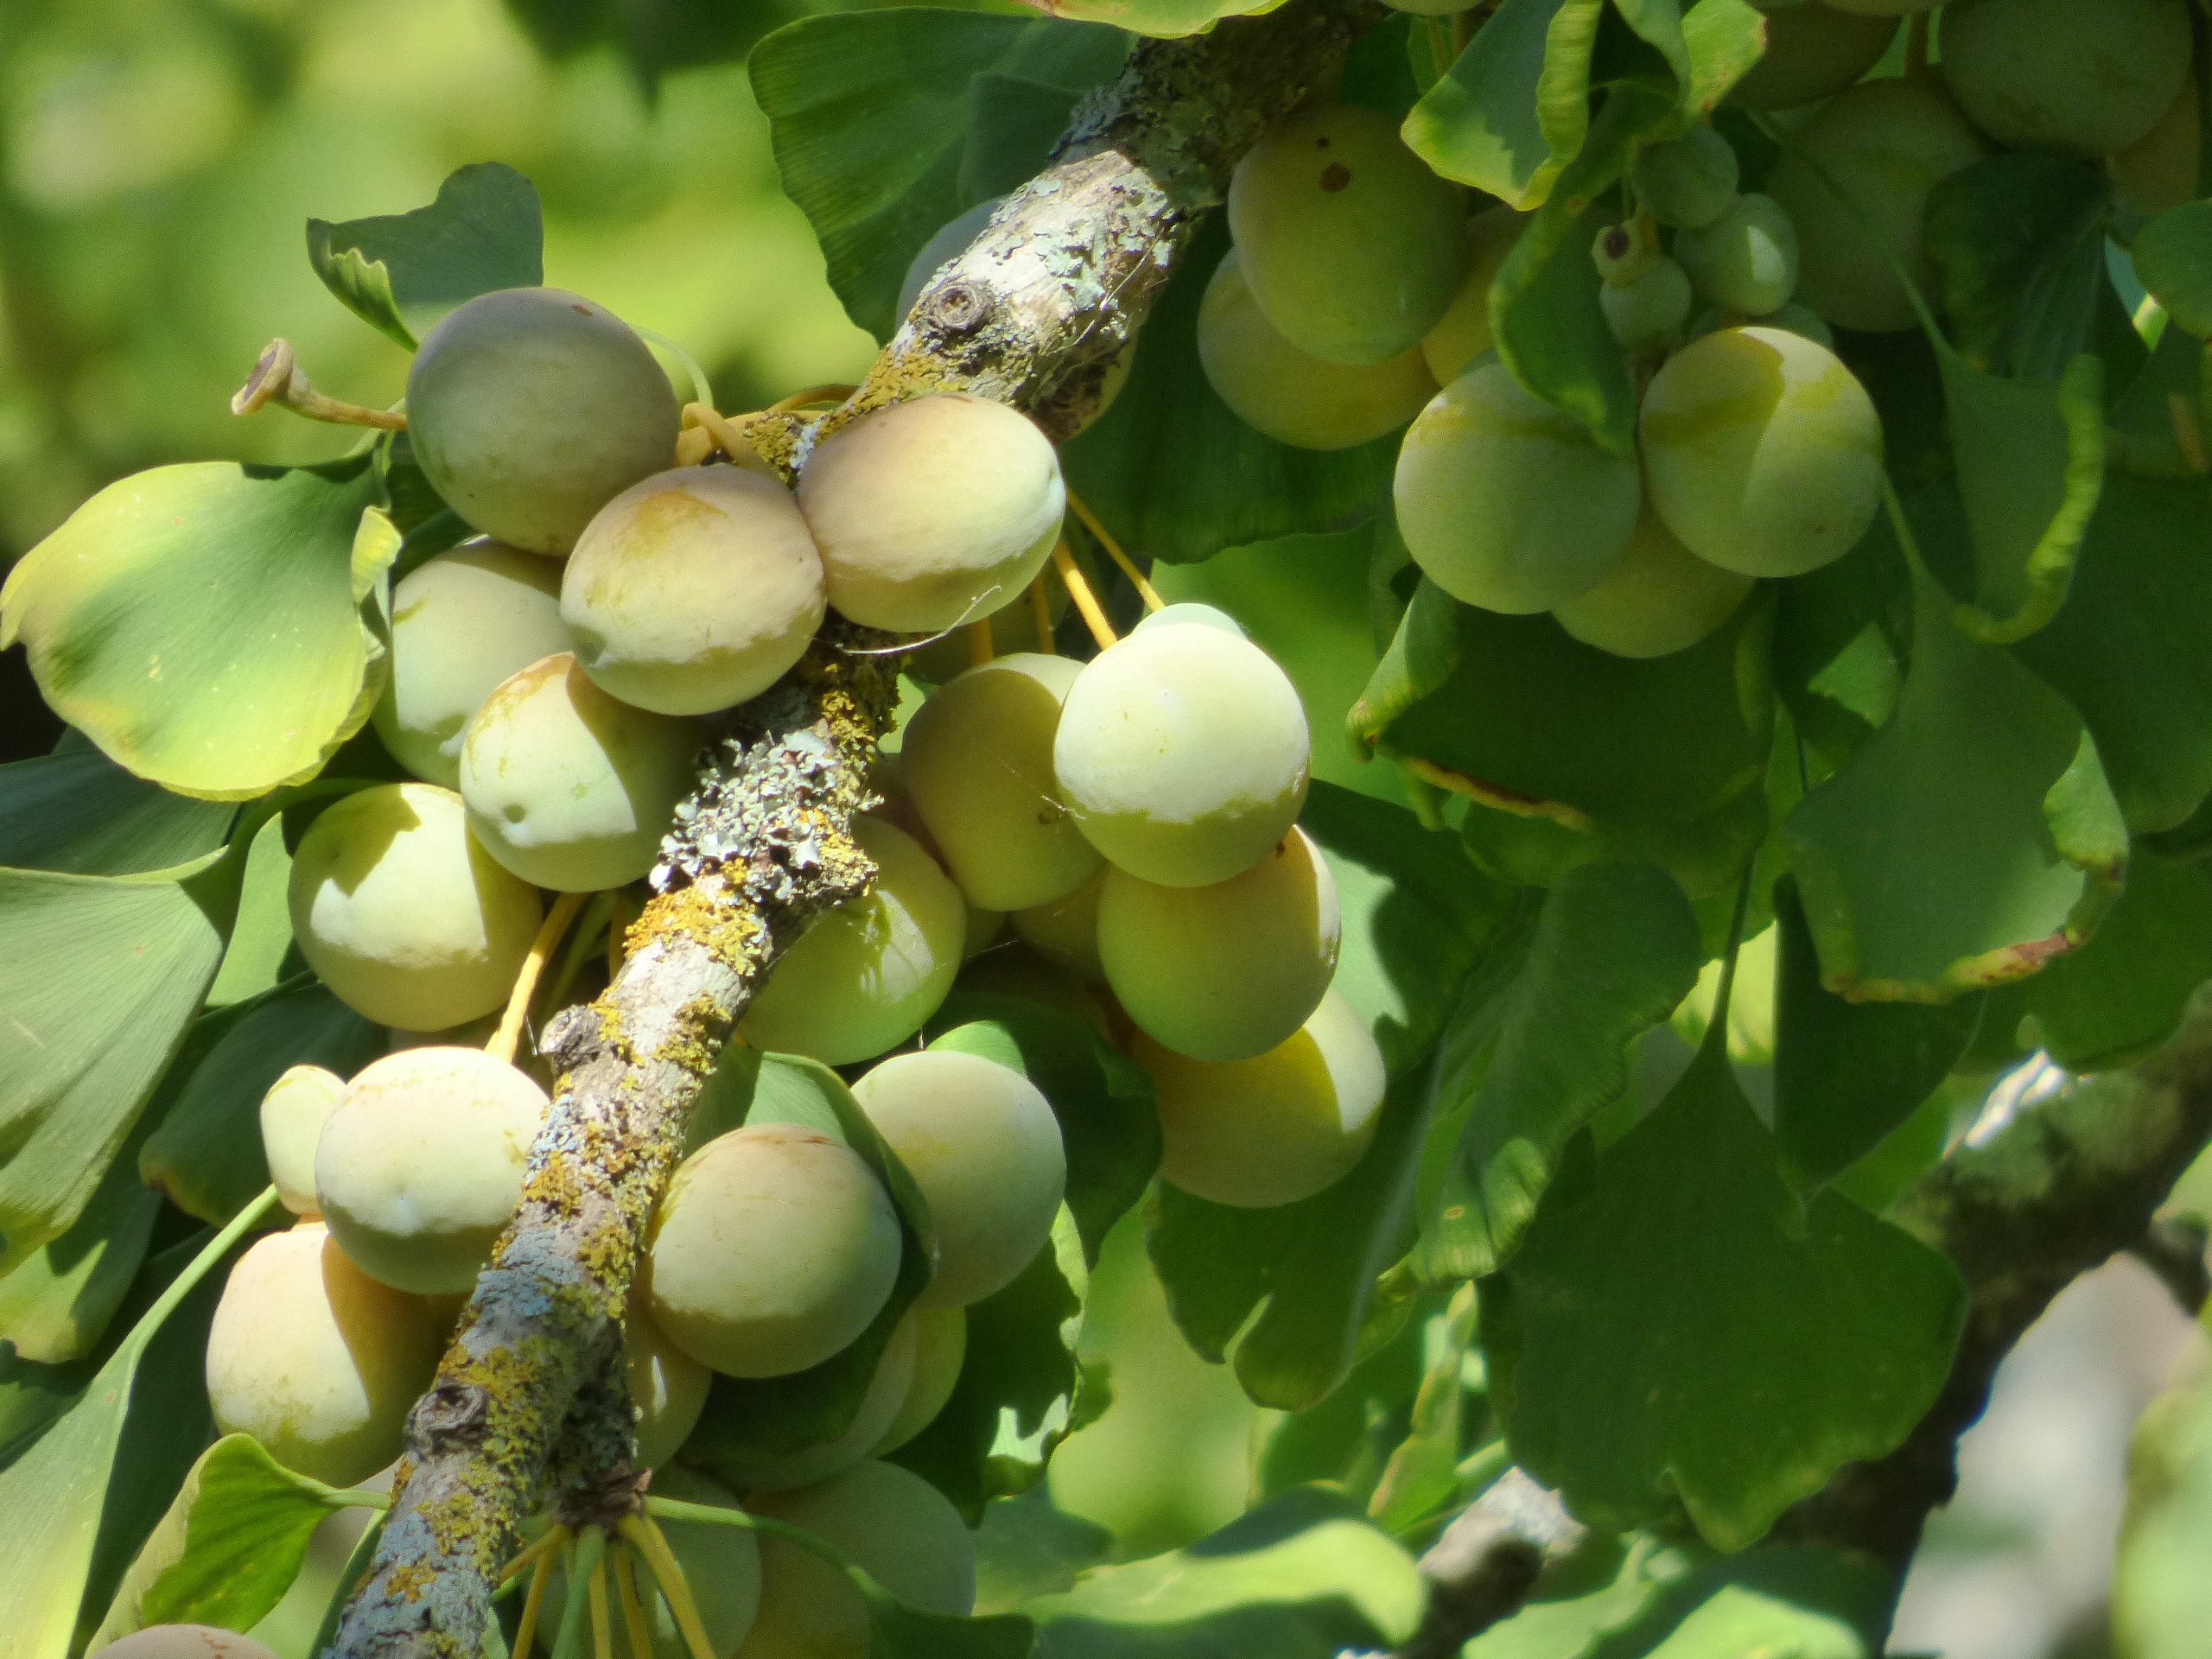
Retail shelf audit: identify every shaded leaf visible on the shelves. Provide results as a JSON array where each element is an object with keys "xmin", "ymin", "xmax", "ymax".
[
  {"xmin": 1490, "ymin": 1046, "xmax": 1966, "ymax": 1548},
  {"xmin": 1784, "ymin": 575, "xmax": 2126, "ymax": 1001},
  {"xmin": 975, "ymin": 1487, "xmax": 1115, "ymax": 1615},
  {"xmin": 1364, "ymin": 1284, "xmax": 1478, "ymax": 1534},
  {"xmin": 1010, "ymin": 0, "xmax": 1278, "ymax": 37},
  {"xmin": 204, "ymin": 810, "xmax": 301, "ymax": 1009},
  {"xmin": 307, "ymin": 163, "xmax": 543, "ymax": 350},
  {"xmin": 2136, "ymin": 200, "xmax": 2212, "ymax": 339},
  {"xmin": 504, "ymin": 0, "xmax": 808, "ymax": 85},
  {"xmin": 1583, "ymin": 1544, "xmax": 1891, "ymax": 1658},
  {"xmin": 0, "ymin": 460, "xmax": 395, "ymax": 800},
  {"xmin": 2021, "ymin": 849, "xmax": 2212, "ymax": 1071},
  {"xmin": 0, "ymin": 748, "xmax": 231, "ymax": 876},
  {"xmin": 0, "ymin": 1109, "xmax": 162, "ymax": 1364},
  {"xmin": 1924, "ymin": 153, "xmax": 2112, "ymax": 375}
]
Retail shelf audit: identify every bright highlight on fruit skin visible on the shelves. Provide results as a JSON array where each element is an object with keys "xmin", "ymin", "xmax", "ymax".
[
  {"xmin": 1052, "ymin": 620, "xmax": 1311, "ymax": 889},
  {"xmin": 315, "ymin": 1046, "xmax": 550, "ymax": 1295},
  {"xmin": 852, "ymin": 1049, "xmax": 1067, "ymax": 1308},
  {"xmin": 645, "ymin": 1122, "xmax": 903, "ymax": 1378},
  {"xmin": 287, "ymin": 781, "xmax": 543, "ymax": 1032},
  {"xmin": 1638, "ymin": 325, "xmax": 1885, "ymax": 581},
  {"xmin": 563, "ymin": 465, "xmax": 827, "ymax": 716},
  {"xmin": 1139, "ymin": 988, "xmax": 1387, "ymax": 1209},
  {"xmin": 372, "ymin": 540, "xmax": 570, "ymax": 790},
  {"xmin": 1394, "ymin": 356, "xmax": 1642, "ymax": 615},
  {"xmin": 405, "ymin": 286, "xmax": 680, "ymax": 555},
  {"xmin": 797, "ymin": 393, "xmax": 1065, "ymax": 633},
  {"xmin": 1099, "ymin": 827, "xmax": 1341, "ymax": 1063},
  {"xmin": 1228, "ymin": 103, "xmax": 1467, "ymax": 365}
]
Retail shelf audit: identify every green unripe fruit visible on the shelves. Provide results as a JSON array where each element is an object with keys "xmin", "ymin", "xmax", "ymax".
[
  {"xmin": 1197, "ymin": 251, "xmax": 1436, "ymax": 451},
  {"xmin": 1552, "ymin": 509, "xmax": 1755, "ymax": 658},
  {"xmin": 742, "ymin": 1462, "xmax": 975, "ymax": 1659},
  {"xmin": 1423, "ymin": 206, "xmax": 1525, "ymax": 384},
  {"xmin": 1639, "ymin": 325, "xmax": 1883, "ymax": 579},
  {"xmin": 1228, "ymin": 104, "xmax": 1466, "ymax": 365},
  {"xmin": 700, "ymin": 1315, "xmax": 918, "ymax": 1492},
  {"xmin": 1673, "ymin": 193, "xmax": 1799, "ymax": 316},
  {"xmin": 902, "ymin": 653, "xmax": 1102, "ymax": 912},
  {"xmin": 1098, "ymin": 828, "xmax": 1341, "ymax": 1062},
  {"xmin": 538, "ymin": 1467, "xmax": 760, "ymax": 1656},
  {"xmin": 1009, "ymin": 872, "xmax": 1106, "ymax": 983},
  {"xmin": 875, "ymin": 1306, "xmax": 966, "ymax": 1455},
  {"xmin": 372, "ymin": 541, "xmax": 569, "ymax": 789},
  {"xmin": 1632, "ymin": 126, "xmax": 1740, "ymax": 230},
  {"xmin": 458, "ymin": 652, "xmax": 703, "ymax": 893},
  {"xmin": 1136, "ymin": 989, "xmax": 1387, "ymax": 1209},
  {"xmin": 205, "ymin": 1222, "xmax": 441, "ymax": 1485},
  {"xmin": 1600, "ymin": 256, "xmax": 1694, "ymax": 353},
  {"xmin": 797, "ymin": 394, "xmax": 1065, "ymax": 633},
  {"xmin": 1730, "ymin": 3, "xmax": 1898, "ymax": 111},
  {"xmin": 261, "ymin": 1064, "xmax": 344, "ymax": 1217},
  {"xmin": 1592, "ymin": 221, "xmax": 1659, "ymax": 288},
  {"xmin": 2111, "ymin": 73, "xmax": 2202, "ymax": 218},
  {"xmin": 629, "ymin": 1295, "xmax": 712, "ymax": 1469},
  {"xmin": 90, "ymin": 1630, "xmax": 282, "ymax": 1659},
  {"xmin": 645, "ymin": 1123, "xmax": 903, "ymax": 1377},
  {"xmin": 851, "ymin": 1050, "xmax": 1066, "ymax": 1308},
  {"xmin": 315, "ymin": 1046, "xmax": 549, "ymax": 1294},
  {"xmin": 1052, "ymin": 622, "xmax": 1311, "ymax": 889},
  {"xmin": 563, "ymin": 467, "xmax": 827, "ymax": 716},
  {"xmin": 1942, "ymin": 0, "xmax": 2190, "ymax": 158},
  {"xmin": 1394, "ymin": 357, "xmax": 1642, "ymax": 613},
  {"xmin": 405, "ymin": 287, "xmax": 679, "ymax": 555},
  {"xmin": 1765, "ymin": 78, "xmax": 1991, "ymax": 334},
  {"xmin": 287, "ymin": 782, "xmax": 542, "ymax": 1031},
  {"xmin": 897, "ymin": 199, "xmax": 1001, "ymax": 321},
  {"xmin": 739, "ymin": 818, "xmax": 966, "ymax": 1065}
]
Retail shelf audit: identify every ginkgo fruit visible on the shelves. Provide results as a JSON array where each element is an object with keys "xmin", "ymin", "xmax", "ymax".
[
  {"xmin": 627, "ymin": 1294, "xmax": 713, "ymax": 1470},
  {"xmin": 1672, "ymin": 194, "xmax": 1799, "ymax": 317},
  {"xmin": 261, "ymin": 1064, "xmax": 345, "ymax": 1217},
  {"xmin": 1421, "ymin": 206, "xmax": 1525, "ymax": 384},
  {"xmin": 1552, "ymin": 509, "xmax": 1755, "ymax": 658},
  {"xmin": 696, "ymin": 1315, "xmax": 918, "ymax": 1492},
  {"xmin": 1942, "ymin": 0, "xmax": 2190, "ymax": 159},
  {"xmin": 89, "ymin": 1630, "xmax": 283, "ymax": 1659},
  {"xmin": 1630, "ymin": 126, "xmax": 1739, "ymax": 230},
  {"xmin": 874, "ymin": 1305, "xmax": 966, "ymax": 1455}
]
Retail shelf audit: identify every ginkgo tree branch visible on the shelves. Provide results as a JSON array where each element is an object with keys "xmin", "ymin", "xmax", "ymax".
[{"xmin": 328, "ymin": 6, "xmax": 1367, "ymax": 1655}]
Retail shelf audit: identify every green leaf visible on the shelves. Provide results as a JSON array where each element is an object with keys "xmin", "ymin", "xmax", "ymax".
[
  {"xmin": 204, "ymin": 810, "xmax": 301, "ymax": 1009},
  {"xmin": 1770, "ymin": 880, "xmax": 1980, "ymax": 1190},
  {"xmin": 141, "ymin": 982, "xmax": 381, "ymax": 1225},
  {"xmin": 0, "ymin": 1193, "xmax": 277, "ymax": 1659},
  {"xmin": 926, "ymin": 1001, "xmax": 1158, "ymax": 1262},
  {"xmin": 0, "ymin": 854, "xmax": 238, "ymax": 1271},
  {"xmin": 504, "ymin": 0, "xmax": 806, "ymax": 85},
  {"xmin": 1676, "ymin": 0, "xmax": 1767, "ymax": 113},
  {"xmin": 306, "ymin": 163, "xmax": 543, "ymax": 350},
  {"xmin": 1491, "ymin": 1044, "xmax": 1965, "ymax": 1548},
  {"xmin": 1465, "ymin": 1533, "xmax": 1681, "ymax": 1659},
  {"xmin": 2136, "ymin": 200, "xmax": 2212, "ymax": 339},
  {"xmin": 1924, "ymin": 154, "xmax": 2113, "ymax": 375},
  {"xmin": 1582, "ymin": 1544, "xmax": 1891, "ymax": 1658},
  {"xmin": 2117, "ymin": 1344, "xmax": 2212, "ymax": 1659},
  {"xmin": 751, "ymin": 10, "xmax": 1126, "ymax": 340},
  {"xmin": 2018, "ymin": 848, "xmax": 2212, "ymax": 1071},
  {"xmin": 1783, "ymin": 575, "xmax": 2126, "ymax": 1001},
  {"xmin": 0, "ymin": 747, "xmax": 232, "ymax": 876},
  {"xmin": 1402, "ymin": 0, "xmax": 1605, "ymax": 209},
  {"xmin": 1029, "ymin": 1488, "xmax": 1425, "ymax": 1657},
  {"xmin": 1419, "ymin": 862, "xmax": 1704, "ymax": 1281},
  {"xmin": 0, "ymin": 460, "xmax": 396, "ymax": 800},
  {"xmin": 975, "ymin": 1487, "xmax": 1114, "ymax": 1614},
  {"xmin": 1363, "ymin": 1285, "xmax": 1478, "ymax": 1534},
  {"xmin": 1934, "ymin": 348, "xmax": 2106, "ymax": 644},
  {"xmin": 1153, "ymin": 525, "xmax": 1411, "ymax": 808},
  {"xmin": 0, "ymin": 1107, "xmax": 162, "ymax": 1364},
  {"xmin": 2016, "ymin": 474, "xmax": 2212, "ymax": 834},
  {"xmin": 1061, "ymin": 218, "xmax": 1402, "ymax": 566},
  {"xmin": 90, "ymin": 1433, "xmax": 352, "ymax": 1643}
]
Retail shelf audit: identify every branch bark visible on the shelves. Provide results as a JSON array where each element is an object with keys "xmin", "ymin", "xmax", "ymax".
[
  {"xmin": 328, "ymin": 7, "xmax": 1365, "ymax": 1654},
  {"xmin": 1390, "ymin": 1468, "xmax": 1586, "ymax": 1659}
]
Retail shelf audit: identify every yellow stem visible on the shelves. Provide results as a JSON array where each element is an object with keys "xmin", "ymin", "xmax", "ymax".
[
  {"xmin": 679, "ymin": 403, "xmax": 757, "ymax": 466},
  {"xmin": 768, "ymin": 382, "xmax": 859, "ymax": 414},
  {"xmin": 513, "ymin": 1534, "xmax": 562, "ymax": 1659},
  {"xmin": 1066, "ymin": 491, "xmax": 1163, "ymax": 610},
  {"xmin": 613, "ymin": 1544, "xmax": 656, "ymax": 1659},
  {"xmin": 620, "ymin": 1513, "xmax": 719, "ymax": 1659},
  {"xmin": 968, "ymin": 620, "xmax": 995, "ymax": 666},
  {"xmin": 487, "ymin": 890, "xmax": 588, "ymax": 1066},
  {"xmin": 1029, "ymin": 575, "xmax": 1056, "ymax": 653},
  {"xmin": 500, "ymin": 1522, "xmax": 568, "ymax": 1585},
  {"xmin": 588, "ymin": 1553, "xmax": 613, "ymax": 1659},
  {"xmin": 1052, "ymin": 539, "xmax": 1118, "ymax": 652}
]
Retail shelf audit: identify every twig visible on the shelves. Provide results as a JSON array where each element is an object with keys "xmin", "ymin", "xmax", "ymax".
[{"xmin": 1389, "ymin": 1468, "xmax": 1586, "ymax": 1659}]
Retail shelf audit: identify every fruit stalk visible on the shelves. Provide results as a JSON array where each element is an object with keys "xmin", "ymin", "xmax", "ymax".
[{"xmin": 327, "ymin": 4, "xmax": 1370, "ymax": 1654}]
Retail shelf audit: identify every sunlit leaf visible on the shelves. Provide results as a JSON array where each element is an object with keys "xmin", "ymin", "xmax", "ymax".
[
  {"xmin": 1402, "ymin": 0, "xmax": 1605, "ymax": 209},
  {"xmin": 0, "ymin": 1110, "xmax": 161, "ymax": 1364},
  {"xmin": 1364, "ymin": 1284, "xmax": 1477, "ymax": 1534},
  {"xmin": 307, "ymin": 163, "xmax": 543, "ymax": 349},
  {"xmin": 0, "ymin": 460, "xmax": 396, "ymax": 801}
]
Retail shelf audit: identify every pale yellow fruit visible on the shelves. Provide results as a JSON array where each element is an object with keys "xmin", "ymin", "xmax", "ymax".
[
  {"xmin": 852, "ymin": 1050, "xmax": 1066, "ymax": 1308},
  {"xmin": 644, "ymin": 1123, "xmax": 903, "ymax": 1377},
  {"xmin": 1729, "ymin": 3, "xmax": 1897, "ymax": 111},
  {"xmin": 205, "ymin": 1222, "xmax": 440, "ymax": 1485},
  {"xmin": 458, "ymin": 652, "xmax": 703, "ymax": 893},
  {"xmin": 1098, "ymin": 828, "xmax": 1340, "ymax": 1063},
  {"xmin": 372, "ymin": 541, "xmax": 569, "ymax": 789},
  {"xmin": 1228, "ymin": 104, "xmax": 1466, "ymax": 365},
  {"xmin": 1197, "ymin": 252, "xmax": 1435, "ymax": 451},
  {"xmin": 1010, "ymin": 871, "xmax": 1106, "ymax": 983},
  {"xmin": 739, "ymin": 818, "xmax": 967, "ymax": 1065},
  {"xmin": 628, "ymin": 1296, "xmax": 713, "ymax": 1470},
  {"xmin": 1943, "ymin": 0, "xmax": 2190, "ymax": 158},
  {"xmin": 287, "ymin": 782, "xmax": 542, "ymax": 1032},
  {"xmin": 1638, "ymin": 326, "xmax": 1883, "ymax": 579},
  {"xmin": 902, "ymin": 652, "xmax": 1100, "ymax": 912},
  {"xmin": 741, "ymin": 1462, "xmax": 975, "ymax": 1659},
  {"xmin": 1052, "ymin": 622, "xmax": 1311, "ymax": 888},
  {"xmin": 1138, "ymin": 989, "xmax": 1387, "ymax": 1208},
  {"xmin": 702, "ymin": 1315, "xmax": 918, "ymax": 1492},
  {"xmin": 90, "ymin": 1630, "xmax": 282, "ymax": 1659},
  {"xmin": 1394, "ymin": 357, "xmax": 1642, "ymax": 613},
  {"xmin": 562, "ymin": 467, "xmax": 826, "ymax": 717},
  {"xmin": 1552, "ymin": 509, "xmax": 1754, "ymax": 658},
  {"xmin": 315, "ymin": 1046, "xmax": 550, "ymax": 1295},
  {"xmin": 875, "ymin": 1306, "xmax": 966, "ymax": 1455},
  {"xmin": 1765, "ymin": 78, "xmax": 1992, "ymax": 334},
  {"xmin": 797, "ymin": 394, "xmax": 1065, "ymax": 633},
  {"xmin": 261, "ymin": 1064, "xmax": 344, "ymax": 1217},
  {"xmin": 1421, "ymin": 207, "xmax": 1526, "ymax": 382}
]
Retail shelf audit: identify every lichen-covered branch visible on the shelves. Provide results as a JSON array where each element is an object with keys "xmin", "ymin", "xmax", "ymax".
[{"xmin": 328, "ymin": 6, "xmax": 1369, "ymax": 1654}]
